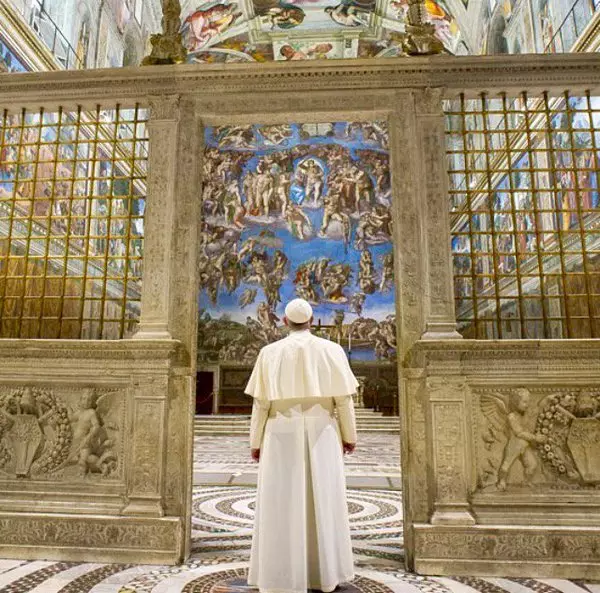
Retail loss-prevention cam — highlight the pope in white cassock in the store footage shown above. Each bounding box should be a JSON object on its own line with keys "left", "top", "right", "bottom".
{"left": 245, "top": 298, "right": 359, "bottom": 593}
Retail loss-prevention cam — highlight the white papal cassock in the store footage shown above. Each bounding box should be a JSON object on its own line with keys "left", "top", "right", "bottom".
{"left": 245, "top": 328, "right": 358, "bottom": 593}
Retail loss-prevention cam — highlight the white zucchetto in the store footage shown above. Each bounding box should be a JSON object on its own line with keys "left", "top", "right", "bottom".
{"left": 284, "top": 298, "right": 313, "bottom": 324}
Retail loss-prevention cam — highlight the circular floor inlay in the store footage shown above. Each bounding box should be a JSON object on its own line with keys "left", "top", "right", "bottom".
{"left": 182, "top": 568, "right": 394, "bottom": 593}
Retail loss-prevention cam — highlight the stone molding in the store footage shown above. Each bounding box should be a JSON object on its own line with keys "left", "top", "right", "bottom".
{"left": 2, "top": 54, "right": 600, "bottom": 108}
{"left": 414, "top": 524, "right": 600, "bottom": 577}
{"left": 0, "top": 513, "right": 182, "bottom": 564}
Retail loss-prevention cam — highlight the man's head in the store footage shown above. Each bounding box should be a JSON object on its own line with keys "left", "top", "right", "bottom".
{"left": 284, "top": 298, "right": 313, "bottom": 330}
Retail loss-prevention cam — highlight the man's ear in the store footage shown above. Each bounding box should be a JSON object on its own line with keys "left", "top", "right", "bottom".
{"left": 283, "top": 316, "right": 289, "bottom": 327}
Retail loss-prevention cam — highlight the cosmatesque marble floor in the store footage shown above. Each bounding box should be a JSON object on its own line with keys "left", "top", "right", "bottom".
{"left": 1, "top": 434, "right": 599, "bottom": 592}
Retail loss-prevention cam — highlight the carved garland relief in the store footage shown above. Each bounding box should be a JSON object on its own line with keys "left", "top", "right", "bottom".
{"left": 0, "top": 385, "right": 125, "bottom": 481}
{"left": 477, "top": 386, "right": 600, "bottom": 491}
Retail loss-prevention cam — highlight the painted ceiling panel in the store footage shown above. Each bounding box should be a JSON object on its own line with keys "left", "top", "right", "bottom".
{"left": 181, "top": 0, "right": 464, "bottom": 62}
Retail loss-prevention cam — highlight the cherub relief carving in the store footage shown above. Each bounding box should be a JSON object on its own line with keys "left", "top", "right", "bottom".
{"left": 68, "top": 388, "right": 120, "bottom": 478}
{"left": 481, "top": 388, "right": 547, "bottom": 491}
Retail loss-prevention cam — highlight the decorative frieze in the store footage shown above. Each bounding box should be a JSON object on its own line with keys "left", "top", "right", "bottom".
{"left": 0, "top": 385, "right": 124, "bottom": 481}
{"left": 2, "top": 55, "right": 600, "bottom": 109}
{"left": 414, "top": 526, "right": 600, "bottom": 562}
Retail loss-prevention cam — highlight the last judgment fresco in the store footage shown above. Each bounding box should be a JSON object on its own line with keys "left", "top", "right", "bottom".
{"left": 198, "top": 122, "right": 396, "bottom": 365}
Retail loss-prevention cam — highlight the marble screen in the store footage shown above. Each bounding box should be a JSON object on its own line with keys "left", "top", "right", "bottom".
{"left": 198, "top": 122, "right": 396, "bottom": 365}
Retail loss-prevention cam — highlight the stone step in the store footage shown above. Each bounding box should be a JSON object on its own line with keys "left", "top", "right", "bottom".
{"left": 193, "top": 419, "right": 398, "bottom": 426}
{"left": 193, "top": 411, "right": 399, "bottom": 435}
{"left": 194, "top": 411, "right": 392, "bottom": 421}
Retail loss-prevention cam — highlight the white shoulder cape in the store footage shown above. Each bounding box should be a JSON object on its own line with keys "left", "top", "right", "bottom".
{"left": 244, "top": 331, "right": 359, "bottom": 401}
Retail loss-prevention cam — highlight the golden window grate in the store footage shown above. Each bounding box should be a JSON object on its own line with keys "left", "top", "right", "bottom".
{"left": 446, "top": 91, "right": 600, "bottom": 339}
{"left": 0, "top": 104, "right": 147, "bottom": 339}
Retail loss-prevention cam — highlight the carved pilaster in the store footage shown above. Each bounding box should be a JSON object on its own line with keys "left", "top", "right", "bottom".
{"left": 428, "top": 377, "right": 475, "bottom": 525}
{"left": 135, "top": 95, "right": 181, "bottom": 340}
{"left": 390, "top": 95, "right": 426, "bottom": 354}
{"left": 414, "top": 88, "right": 462, "bottom": 340}
{"left": 401, "top": 368, "right": 430, "bottom": 571}
{"left": 124, "top": 379, "right": 169, "bottom": 516}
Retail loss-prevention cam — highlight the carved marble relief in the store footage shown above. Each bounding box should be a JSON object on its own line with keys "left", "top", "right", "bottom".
{"left": 0, "top": 385, "right": 124, "bottom": 481}
{"left": 477, "top": 387, "right": 600, "bottom": 491}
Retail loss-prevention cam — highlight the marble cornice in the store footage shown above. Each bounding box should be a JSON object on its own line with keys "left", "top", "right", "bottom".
{"left": 0, "top": 338, "right": 181, "bottom": 361}
{"left": 409, "top": 338, "right": 600, "bottom": 375}
{"left": 1, "top": 54, "right": 600, "bottom": 108}
{"left": 413, "top": 338, "right": 600, "bottom": 354}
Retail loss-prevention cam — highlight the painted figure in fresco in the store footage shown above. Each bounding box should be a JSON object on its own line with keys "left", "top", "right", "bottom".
{"left": 264, "top": 4, "right": 305, "bottom": 29}
{"left": 539, "top": 0, "right": 555, "bottom": 52}
{"left": 481, "top": 388, "right": 547, "bottom": 491}
{"left": 321, "top": 263, "right": 352, "bottom": 303}
{"left": 245, "top": 251, "right": 270, "bottom": 286}
{"left": 272, "top": 250, "right": 290, "bottom": 284}
{"left": 202, "top": 182, "right": 222, "bottom": 217}
{"left": 223, "top": 179, "right": 246, "bottom": 228}
{"left": 354, "top": 205, "right": 392, "bottom": 249}
{"left": 285, "top": 203, "right": 312, "bottom": 240}
{"left": 353, "top": 166, "right": 373, "bottom": 213}
{"left": 350, "top": 292, "right": 366, "bottom": 317}
{"left": 239, "top": 288, "right": 258, "bottom": 308}
{"left": 257, "top": 301, "right": 280, "bottom": 330}
{"left": 275, "top": 171, "right": 292, "bottom": 216}
{"left": 369, "top": 317, "right": 396, "bottom": 360}
{"left": 217, "top": 126, "right": 254, "bottom": 149}
{"left": 184, "top": 2, "right": 242, "bottom": 51}
{"left": 278, "top": 42, "right": 334, "bottom": 60}
{"left": 358, "top": 249, "right": 377, "bottom": 294}
{"left": 325, "top": 2, "right": 367, "bottom": 26}
{"left": 255, "top": 165, "right": 275, "bottom": 218}
{"left": 261, "top": 125, "right": 293, "bottom": 146}
{"left": 243, "top": 171, "right": 258, "bottom": 215}
{"left": 294, "top": 263, "right": 320, "bottom": 303}
{"left": 237, "top": 237, "right": 259, "bottom": 262}
{"left": 379, "top": 251, "right": 394, "bottom": 292}
{"left": 319, "top": 181, "right": 351, "bottom": 244}
{"left": 263, "top": 276, "right": 282, "bottom": 308}
{"left": 218, "top": 252, "right": 242, "bottom": 293}
{"left": 373, "top": 158, "right": 391, "bottom": 199}
{"left": 297, "top": 159, "right": 324, "bottom": 206}
{"left": 76, "top": 17, "right": 91, "bottom": 68}
{"left": 334, "top": 310, "right": 345, "bottom": 342}
{"left": 279, "top": 44, "right": 308, "bottom": 60}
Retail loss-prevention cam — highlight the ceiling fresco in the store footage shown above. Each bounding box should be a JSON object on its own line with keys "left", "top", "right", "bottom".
{"left": 180, "top": 0, "right": 463, "bottom": 63}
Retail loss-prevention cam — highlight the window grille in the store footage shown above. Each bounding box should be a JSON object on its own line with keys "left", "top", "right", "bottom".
{"left": 0, "top": 104, "right": 147, "bottom": 339}
{"left": 446, "top": 91, "right": 600, "bottom": 339}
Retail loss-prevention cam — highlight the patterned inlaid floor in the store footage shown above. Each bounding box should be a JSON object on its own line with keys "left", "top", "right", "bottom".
{"left": 1, "top": 435, "right": 599, "bottom": 592}
{"left": 1, "top": 484, "right": 599, "bottom": 592}
{"left": 194, "top": 433, "right": 402, "bottom": 489}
